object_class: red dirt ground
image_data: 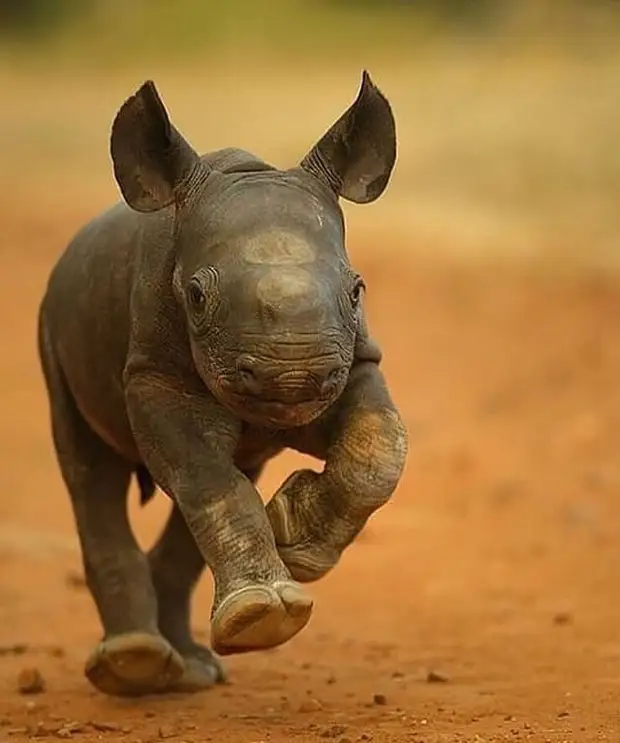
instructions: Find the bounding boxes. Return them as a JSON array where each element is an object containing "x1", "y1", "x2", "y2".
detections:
[{"x1": 2, "y1": 213, "x2": 620, "y2": 742}]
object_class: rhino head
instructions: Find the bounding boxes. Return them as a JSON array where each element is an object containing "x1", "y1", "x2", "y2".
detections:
[{"x1": 110, "y1": 71, "x2": 396, "y2": 428}]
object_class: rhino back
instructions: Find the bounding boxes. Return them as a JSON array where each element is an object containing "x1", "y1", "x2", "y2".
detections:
[{"x1": 40, "y1": 201, "x2": 175, "y2": 460}]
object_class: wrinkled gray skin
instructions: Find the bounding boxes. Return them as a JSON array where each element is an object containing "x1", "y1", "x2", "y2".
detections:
[{"x1": 37, "y1": 71, "x2": 408, "y2": 698}]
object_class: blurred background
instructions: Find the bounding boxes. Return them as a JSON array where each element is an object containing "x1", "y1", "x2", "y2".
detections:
[
  {"x1": 2, "y1": 3, "x2": 620, "y2": 741},
  {"x1": 1, "y1": 0, "x2": 619, "y2": 269}
]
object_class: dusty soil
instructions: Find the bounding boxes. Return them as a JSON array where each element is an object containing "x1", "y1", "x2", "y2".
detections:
[{"x1": 2, "y1": 209, "x2": 620, "y2": 742}]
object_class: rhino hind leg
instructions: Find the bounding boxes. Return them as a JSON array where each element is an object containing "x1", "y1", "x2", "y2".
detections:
[{"x1": 38, "y1": 321, "x2": 183, "y2": 696}]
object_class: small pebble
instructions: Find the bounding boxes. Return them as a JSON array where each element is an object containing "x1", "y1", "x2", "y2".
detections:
[
  {"x1": 298, "y1": 698, "x2": 323, "y2": 713},
  {"x1": 159, "y1": 724, "x2": 177, "y2": 738},
  {"x1": 373, "y1": 693, "x2": 387, "y2": 706},
  {"x1": 426, "y1": 670, "x2": 449, "y2": 684},
  {"x1": 17, "y1": 668, "x2": 45, "y2": 695},
  {"x1": 553, "y1": 612, "x2": 573, "y2": 626},
  {"x1": 57, "y1": 722, "x2": 85, "y2": 738},
  {"x1": 90, "y1": 721, "x2": 121, "y2": 732}
]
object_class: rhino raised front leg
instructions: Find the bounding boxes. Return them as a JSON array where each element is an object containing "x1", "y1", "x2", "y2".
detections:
[
  {"x1": 38, "y1": 334, "x2": 183, "y2": 697},
  {"x1": 126, "y1": 374, "x2": 313, "y2": 657},
  {"x1": 266, "y1": 363, "x2": 408, "y2": 582}
]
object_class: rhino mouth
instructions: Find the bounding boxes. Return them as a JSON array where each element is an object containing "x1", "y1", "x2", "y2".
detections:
[
  {"x1": 226, "y1": 392, "x2": 332, "y2": 428},
  {"x1": 211, "y1": 358, "x2": 348, "y2": 427}
]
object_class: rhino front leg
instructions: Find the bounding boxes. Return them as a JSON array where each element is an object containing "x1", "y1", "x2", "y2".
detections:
[
  {"x1": 38, "y1": 331, "x2": 184, "y2": 697},
  {"x1": 148, "y1": 465, "x2": 263, "y2": 691},
  {"x1": 149, "y1": 504, "x2": 223, "y2": 692},
  {"x1": 266, "y1": 362, "x2": 408, "y2": 582},
  {"x1": 126, "y1": 373, "x2": 312, "y2": 657}
]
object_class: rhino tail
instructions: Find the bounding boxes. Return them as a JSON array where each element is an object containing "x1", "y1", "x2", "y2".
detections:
[{"x1": 135, "y1": 465, "x2": 156, "y2": 506}]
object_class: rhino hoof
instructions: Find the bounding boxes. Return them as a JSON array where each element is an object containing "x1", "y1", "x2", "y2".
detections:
[
  {"x1": 211, "y1": 581, "x2": 313, "y2": 656},
  {"x1": 84, "y1": 632, "x2": 184, "y2": 697},
  {"x1": 168, "y1": 649, "x2": 227, "y2": 692}
]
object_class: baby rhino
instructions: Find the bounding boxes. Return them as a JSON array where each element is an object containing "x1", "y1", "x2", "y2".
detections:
[{"x1": 37, "y1": 71, "x2": 408, "y2": 697}]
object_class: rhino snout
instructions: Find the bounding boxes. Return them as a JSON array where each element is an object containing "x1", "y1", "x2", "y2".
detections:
[{"x1": 235, "y1": 355, "x2": 345, "y2": 404}]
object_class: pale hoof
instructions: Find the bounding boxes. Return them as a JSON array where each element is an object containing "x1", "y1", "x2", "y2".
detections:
[
  {"x1": 211, "y1": 581, "x2": 313, "y2": 656},
  {"x1": 84, "y1": 632, "x2": 184, "y2": 697}
]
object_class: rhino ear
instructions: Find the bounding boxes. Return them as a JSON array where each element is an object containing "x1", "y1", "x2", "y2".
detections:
[
  {"x1": 300, "y1": 71, "x2": 396, "y2": 204},
  {"x1": 110, "y1": 80, "x2": 201, "y2": 213}
]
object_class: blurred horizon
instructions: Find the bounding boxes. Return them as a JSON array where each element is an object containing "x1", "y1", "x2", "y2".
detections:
[
  {"x1": 1, "y1": 0, "x2": 619, "y2": 274},
  {"x1": 2, "y1": 1, "x2": 620, "y2": 63}
]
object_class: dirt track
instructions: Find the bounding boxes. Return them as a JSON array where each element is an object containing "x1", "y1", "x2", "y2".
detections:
[
  {"x1": 2, "y1": 203, "x2": 620, "y2": 741},
  {"x1": 2, "y1": 46, "x2": 620, "y2": 741}
]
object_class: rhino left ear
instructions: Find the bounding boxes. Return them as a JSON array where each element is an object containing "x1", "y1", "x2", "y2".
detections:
[
  {"x1": 110, "y1": 80, "x2": 201, "y2": 213},
  {"x1": 300, "y1": 70, "x2": 396, "y2": 204}
]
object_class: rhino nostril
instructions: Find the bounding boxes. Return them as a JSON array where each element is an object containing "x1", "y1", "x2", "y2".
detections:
[
  {"x1": 237, "y1": 360, "x2": 262, "y2": 396},
  {"x1": 320, "y1": 367, "x2": 342, "y2": 397}
]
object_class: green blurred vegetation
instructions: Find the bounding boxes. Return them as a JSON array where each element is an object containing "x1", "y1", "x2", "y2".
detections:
[
  {"x1": 0, "y1": 0, "x2": 83, "y2": 34},
  {"x1": 2, "y1": 0, "x2": 620, "y2": 69}
]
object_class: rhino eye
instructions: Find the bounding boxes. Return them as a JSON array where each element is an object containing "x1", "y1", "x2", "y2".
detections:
[
  {"x1": 187, "y1": 278, "x2": 206, "y2": 315},
  {"x1": 350, "y1": 277, "x2": 365, "y2": 307}
]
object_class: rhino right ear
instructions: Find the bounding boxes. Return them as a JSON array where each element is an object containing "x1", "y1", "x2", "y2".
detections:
[
  {"x1": 110, "y1": 80, "x2": 201, "y2": 213},
  {"x1": 300, "y1": 71, "x2": 396, "y2": 204}
]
